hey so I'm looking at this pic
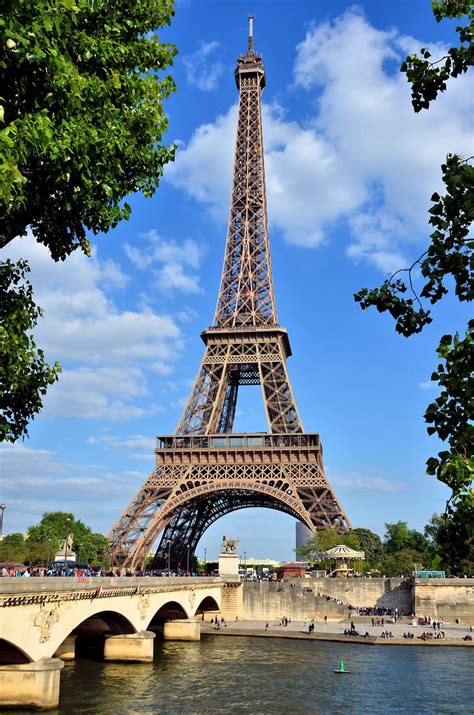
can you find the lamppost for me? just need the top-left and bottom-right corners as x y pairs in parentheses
(64, 518), (71, 575)
(186, 544), (190, 575)
(204, 547), (207, 574)
(167, 542), (171, 575)
(244, 550), (247, 569)
(0, 504), (6, 538)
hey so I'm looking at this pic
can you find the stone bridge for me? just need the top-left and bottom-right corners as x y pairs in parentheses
(0, 576), (224, 710)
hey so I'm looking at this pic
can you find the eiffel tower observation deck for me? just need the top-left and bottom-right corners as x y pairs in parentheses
(109, 18), (350, 571)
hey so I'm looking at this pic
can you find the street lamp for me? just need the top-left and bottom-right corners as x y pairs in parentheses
(0, 504), (6, 537)
(168, 542), (171, 575)
(186, 544), (190, 575)
(204, 547), (207, 574)
(244, 550), (247, 568)
(64, 518), (71, 575)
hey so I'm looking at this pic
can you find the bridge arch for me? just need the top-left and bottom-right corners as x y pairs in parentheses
(72, 609), (136, 636)
(147, 600), (190, 631)
(0, 638), (32, 665)
(45, 603), (138, 662)
(194, 595), (220, 617)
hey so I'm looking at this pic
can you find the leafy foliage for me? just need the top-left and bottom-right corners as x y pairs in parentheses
(383, 521), (428, 554)
(351, 527), (383, 567)
(353, 0), (473, 571)
(296, 528), (361, 565)
(1, 0), (177, 441)
(354, 155), (473, 337)
(0, 0), (177, 258)
(381, 548), (423, 577)
(400, 1), (473, 113)
(26, 511), (110, 566)
(0, 259), (60, 441)
(0, 533), (28, 563)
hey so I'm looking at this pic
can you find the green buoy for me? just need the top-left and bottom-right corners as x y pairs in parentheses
(334, 660), (351, 674)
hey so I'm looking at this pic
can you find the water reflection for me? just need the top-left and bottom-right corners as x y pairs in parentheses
(56, 637), (472, 714)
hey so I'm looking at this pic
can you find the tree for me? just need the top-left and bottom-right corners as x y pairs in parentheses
(1, 0), (177, 441)
(351, 527), (383, 568)
(383, 521), (428, 554)
(27, 511), (110, 566)
(0, 260), (61, 441)
(1, 0), (177, 256)
(354, 1), (473, 570)
(382, 548), (423, 577)
(0, 533), (27, 563)
(296, 528), (361, 564)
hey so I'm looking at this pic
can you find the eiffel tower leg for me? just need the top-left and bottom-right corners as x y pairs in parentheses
(257, 343), (303, 433)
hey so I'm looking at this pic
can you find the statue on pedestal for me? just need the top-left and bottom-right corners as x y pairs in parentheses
(221, 535), (239, 554)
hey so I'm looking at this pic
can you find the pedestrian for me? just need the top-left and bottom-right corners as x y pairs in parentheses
(265, 622), (269, 631)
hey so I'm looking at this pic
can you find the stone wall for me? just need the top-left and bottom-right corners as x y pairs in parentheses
(308, 577), (413, 612)
(220, 582), (243, 621)
(413, 578), (474, 621)
(238, 578), (474, 623)
(241, 581), (348, 621)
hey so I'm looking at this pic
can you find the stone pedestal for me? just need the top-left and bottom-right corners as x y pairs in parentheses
(163, 618), (201, 641)
(0, 658), (64, 710)
(103, 630), (155, 662)
(53, 551), (76, 564)
(53, 634), (76, 661)
(219, 552), (239, 578)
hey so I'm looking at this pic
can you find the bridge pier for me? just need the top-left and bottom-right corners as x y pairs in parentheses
(0, 658), (63, 710)
(53, 634), (76, 661)
(163, 618), (201, 641)
(103, 630), (155, 662)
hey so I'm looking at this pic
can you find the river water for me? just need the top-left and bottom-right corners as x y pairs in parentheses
(55, 636), (472, 714)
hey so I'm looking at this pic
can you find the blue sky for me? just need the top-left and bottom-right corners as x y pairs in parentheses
(1, 1), (472, 561)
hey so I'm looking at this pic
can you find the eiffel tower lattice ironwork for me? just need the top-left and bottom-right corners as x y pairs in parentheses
(109, 18), (351, 570)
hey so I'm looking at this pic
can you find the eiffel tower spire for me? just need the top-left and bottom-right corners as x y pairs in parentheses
(214, 16), (276, 329)
(108, 20), (351, 571)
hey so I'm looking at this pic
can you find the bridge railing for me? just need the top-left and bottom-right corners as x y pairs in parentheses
(0, 576), (223, 595)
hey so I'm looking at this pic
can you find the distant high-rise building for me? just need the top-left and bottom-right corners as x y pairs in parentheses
(295, 522), (313, 560)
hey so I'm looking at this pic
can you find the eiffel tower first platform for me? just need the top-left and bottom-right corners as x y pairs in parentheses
(109, 18), (350, 570)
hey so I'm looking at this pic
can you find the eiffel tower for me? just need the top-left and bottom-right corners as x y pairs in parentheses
(109, 18), (350, 570)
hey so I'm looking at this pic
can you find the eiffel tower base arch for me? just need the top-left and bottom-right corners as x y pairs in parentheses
(109, 434), (350, 571)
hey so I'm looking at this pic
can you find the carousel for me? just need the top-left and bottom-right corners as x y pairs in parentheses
(320, 544), (365, 577)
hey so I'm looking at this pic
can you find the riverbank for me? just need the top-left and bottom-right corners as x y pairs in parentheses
(201, 620), (474, 647)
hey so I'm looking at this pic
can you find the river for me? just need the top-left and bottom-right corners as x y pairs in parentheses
(55, 636), (472, 714)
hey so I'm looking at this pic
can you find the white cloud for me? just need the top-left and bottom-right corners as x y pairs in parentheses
(166, 9), (473, 271)
(43, 367), (157, 420)
(419, 380), (437, 390)
(87, 433), (156, 461)
(125, 231), (203, 294)
(0, 444), (144, 534)
(182, 41), (223, 91)
(3, 235), (184, 420)
(332, 473), (405, 494)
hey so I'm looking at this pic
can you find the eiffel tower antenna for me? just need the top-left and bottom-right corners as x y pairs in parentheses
(109, 19), (351, 570)
(248, 15), (254, 53)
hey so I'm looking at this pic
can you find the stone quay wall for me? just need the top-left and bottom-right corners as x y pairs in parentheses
(412, 578), (474, 621)
(241, 581), (349, 621)
(308, 577), (413, 612)
(239, 578), (474, 622)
